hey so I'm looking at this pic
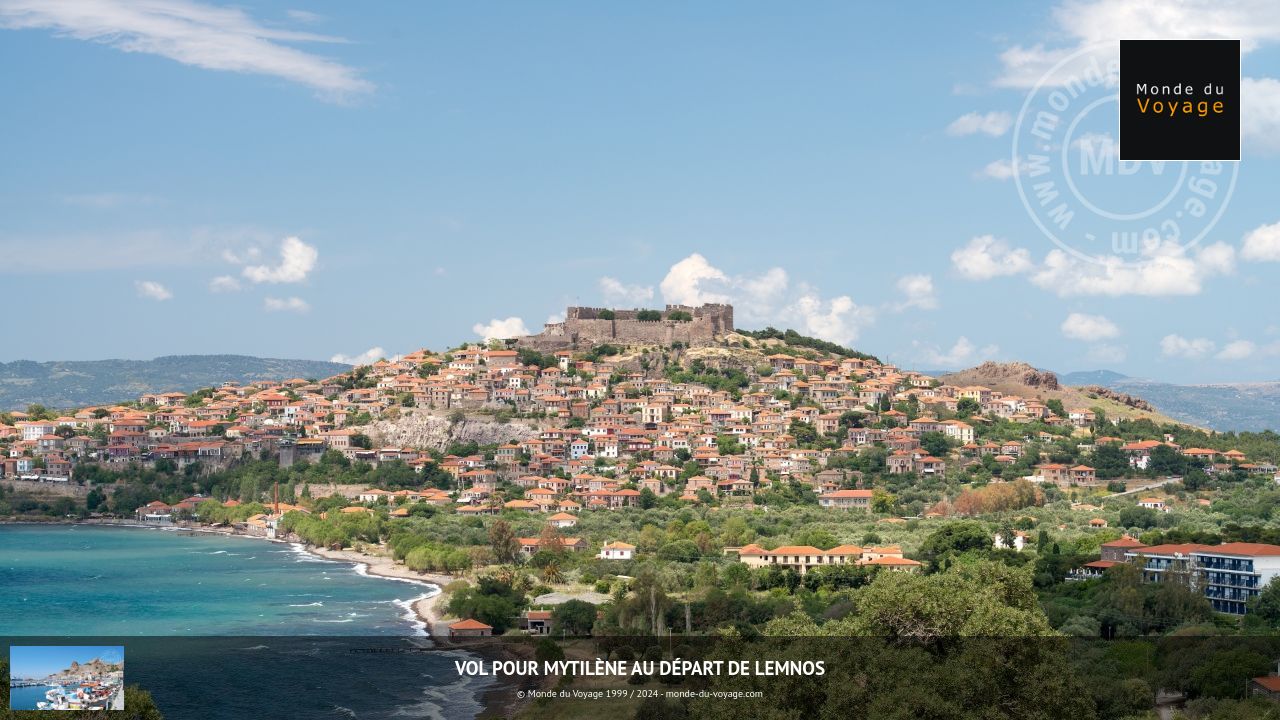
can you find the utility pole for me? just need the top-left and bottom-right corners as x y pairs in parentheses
(650, 586), (657, 636)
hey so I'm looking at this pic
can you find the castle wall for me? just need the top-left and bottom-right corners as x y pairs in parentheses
(518, 303), (733, 349)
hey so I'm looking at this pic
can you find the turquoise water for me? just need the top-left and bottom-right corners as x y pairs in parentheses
(1, 525), (493, 719)
(0, 524), (431, 635)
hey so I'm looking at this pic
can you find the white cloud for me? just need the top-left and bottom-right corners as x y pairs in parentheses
(978, 158), (1024, 180)
(991, 0), (1280, 149)
(241, 236), (317, 284)
(951, 235), (1034, 280)
(598, 276), (655, 306)
(1242, 221), (1280, 261)
(646, 254), (872, 345)
(208, 275), (241, 292)
(0, 0), (372, 99)
(1160, 334), (1217, 359)
(659, 253), (732, 306)
(221, 246), (261, 264)
(783, 290), (875, 346)
(330, 347), (384, 366)
(954, 236), (1234, 297)
(472, 316), (530, 341)
(658, 253), (789, 324)
(1243, 77), (1280, 151)
(894, 274), (938, 311)
(916, 336), (999, 368)
(263, 296), (309, 313)
(134, 280), (172, 301)
(946, 111), (1013, 137)
(1197, 241), (1238, 275)
(1217, 340), (1257, 360)
(1061, 312), (1120, 341)
(1031, 242), (1235, 297)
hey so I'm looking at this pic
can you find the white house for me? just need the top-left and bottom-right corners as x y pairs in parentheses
(993, 531), (1029, 552)
(548, 512), (578, 529)
(597, 541), (636, 561)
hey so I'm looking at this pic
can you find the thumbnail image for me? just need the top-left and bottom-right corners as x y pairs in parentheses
(8, 646), (125, 711)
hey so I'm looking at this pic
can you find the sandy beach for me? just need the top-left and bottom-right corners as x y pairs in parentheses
(301, 544), (457, 637)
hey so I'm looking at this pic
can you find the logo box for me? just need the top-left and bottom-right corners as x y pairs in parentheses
(1119, 39), (1240, 161)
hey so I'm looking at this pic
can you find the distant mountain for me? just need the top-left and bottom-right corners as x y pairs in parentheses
(1066, 370), (1280, 433)
(0, 355), (351, 411)
(1059, 369), (1131, 386)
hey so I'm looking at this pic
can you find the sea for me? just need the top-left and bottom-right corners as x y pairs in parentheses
(1, 524), (493, 719)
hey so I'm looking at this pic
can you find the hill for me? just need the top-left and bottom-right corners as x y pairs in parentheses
(940, 361), (1185, 426)
(1063, 370), (1280, 432)
(0, 355), (351, 410)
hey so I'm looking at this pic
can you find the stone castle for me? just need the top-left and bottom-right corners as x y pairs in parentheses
(516, 304), (734, 350)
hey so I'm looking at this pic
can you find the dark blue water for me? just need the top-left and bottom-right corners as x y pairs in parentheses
(1, 525), (492, 718)
(9, 684), (54, 710)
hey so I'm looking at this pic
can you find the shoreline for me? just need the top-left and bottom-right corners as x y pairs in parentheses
(0, 518), (457, 637)
(3, 518), (534, 717)
(300, 544), (456, 638)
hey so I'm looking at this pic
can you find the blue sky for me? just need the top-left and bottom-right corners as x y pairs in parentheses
(2, 1), (1279, 383)
(9, 645), (123, 678)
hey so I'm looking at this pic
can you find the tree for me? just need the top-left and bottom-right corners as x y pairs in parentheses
(956, 397), (981, 418)
(1092, 443), (1129, 479)
(658, 539), (701, 562)
(920, 522), (992, 568)
(446, 576), (526, 633)
(846, 560), (1054, 639)
(1248, 577), (1280, 627)
(1149, 444), (1188, 476)
(489, 519), (519, 563)
(539, 524), (566, 556)
(541, 560), (565, 584)
(1045, 399), (1066, 418)
(552, 599), (597, 636)
(1118, 506), (1159, 530)
(788, 420), (818, 446)
(638, 487), (658, 509)
(920, 431), (950, 458)
(871, 489), (896, 514)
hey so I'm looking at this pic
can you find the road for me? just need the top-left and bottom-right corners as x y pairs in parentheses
(1103, 476), (1183, 499)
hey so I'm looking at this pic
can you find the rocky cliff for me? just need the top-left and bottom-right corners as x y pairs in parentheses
(364, 410), (541, 450)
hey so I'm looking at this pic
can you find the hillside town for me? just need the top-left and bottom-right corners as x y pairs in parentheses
(5, 306), (1280, 622)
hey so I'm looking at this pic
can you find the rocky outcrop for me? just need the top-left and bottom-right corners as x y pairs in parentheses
(1079, 385), (1156, 412)
(944, 362), (1060, 390)
(364, 410), (540, 450)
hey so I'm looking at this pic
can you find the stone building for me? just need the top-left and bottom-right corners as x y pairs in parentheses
(517, 303), (733, 349)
